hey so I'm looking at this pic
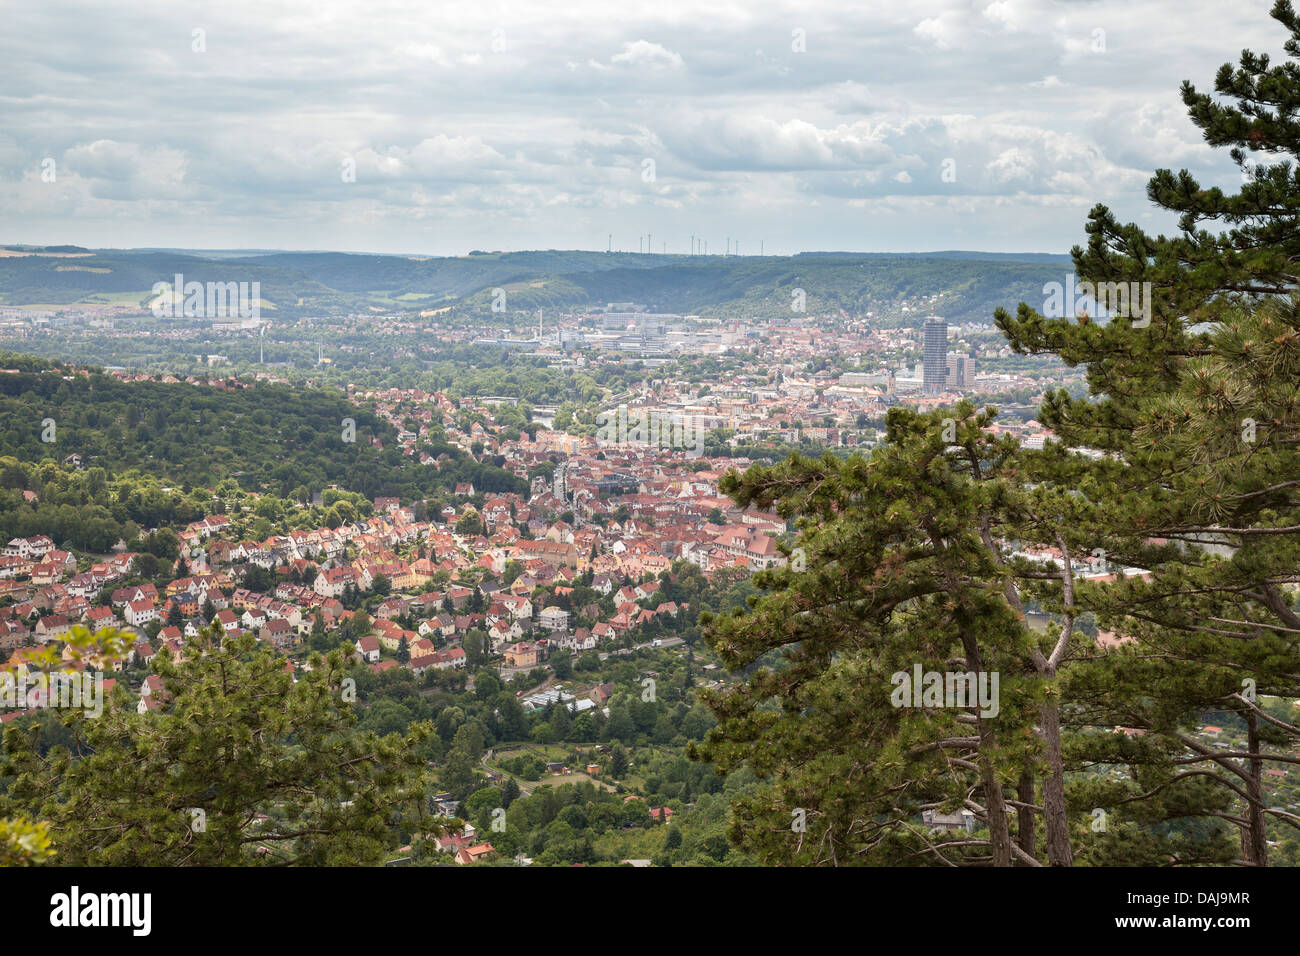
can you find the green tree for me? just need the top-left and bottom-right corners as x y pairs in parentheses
(0, 627), (437, 865)
(992, 1), (1300, 865)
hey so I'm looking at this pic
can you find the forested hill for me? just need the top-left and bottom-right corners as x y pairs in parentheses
(0, 352), (525, 501)
(0, 245), (1070, 324)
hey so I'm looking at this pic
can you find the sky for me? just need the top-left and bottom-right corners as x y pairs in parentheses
(0, 0), (1286, 256)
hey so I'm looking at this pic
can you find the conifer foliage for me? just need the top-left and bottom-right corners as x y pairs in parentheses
(698, 0), (1300, 866)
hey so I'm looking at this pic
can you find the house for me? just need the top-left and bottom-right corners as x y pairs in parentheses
(497, 594), (533, 621)
(436, 831), (474, 854)
(454, 843), (494, 865)
(241, 607), (269, 630)
(408, 652), (440, 676)
(434, 647), (466, 669)
(129, 640), (156, 666)
(511, 538), (578, 569)
(504, 641), (539, 668)
(111, 584), (158, 608)
(314, 567), (356, 599)
(261, 618), (297, 649)
(84, 605), (117, 629)
(538, 606), (570, 631)
(368, 611), (401, 643)
(375, 597), (410, 621)
(418, 614), (456, 640)
(4, 536), (55, 560)
(29, 562), (63, 586)
(34, 614), (72, 642)
(124, 600), (158, 628)
(137, 674), (171, 714)
(355, 635), (381, 663)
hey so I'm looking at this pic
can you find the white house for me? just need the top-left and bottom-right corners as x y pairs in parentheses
(125, 599), (159, 628)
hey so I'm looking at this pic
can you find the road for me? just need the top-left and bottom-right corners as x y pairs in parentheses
(480, 748), (537, 795)
(599, 636), (684, 660)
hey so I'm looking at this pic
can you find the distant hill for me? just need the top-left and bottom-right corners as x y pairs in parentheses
(0, 247), (1072, 324)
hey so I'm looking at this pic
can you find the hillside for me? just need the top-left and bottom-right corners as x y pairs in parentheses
(0, 246), (1071, 324)
(0, 352), (525, 501)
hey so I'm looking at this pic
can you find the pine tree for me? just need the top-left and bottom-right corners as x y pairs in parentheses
(0, 626), (438, 865)
(693, 405), (1088, 866)
(993, 0), (1300, 865)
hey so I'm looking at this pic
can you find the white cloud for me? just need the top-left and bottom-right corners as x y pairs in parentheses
(983, 1), (1022, 32)
(610, 40), (683, 69)
(914, 16), (962, 50)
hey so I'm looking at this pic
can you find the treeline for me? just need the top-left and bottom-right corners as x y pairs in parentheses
(0, 355), (526, 503)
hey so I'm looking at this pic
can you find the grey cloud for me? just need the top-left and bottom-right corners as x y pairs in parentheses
(0, 0), (1285, 253)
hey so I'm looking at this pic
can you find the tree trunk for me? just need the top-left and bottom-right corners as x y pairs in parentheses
(1038, 695), (1073, 866)
(962, 633), (1013, 866)
(976, 731), (1013, 866)
(1017, 765), (1037, 859)
(1242, 710), (1268, 866)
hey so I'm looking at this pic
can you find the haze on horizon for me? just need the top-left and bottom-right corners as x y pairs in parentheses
(0, 0), (1278, 257)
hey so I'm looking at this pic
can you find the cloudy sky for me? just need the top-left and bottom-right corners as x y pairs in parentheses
(0, 0), (1284, 256)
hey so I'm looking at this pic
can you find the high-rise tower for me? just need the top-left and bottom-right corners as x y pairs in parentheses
(922, 317), (947, 393)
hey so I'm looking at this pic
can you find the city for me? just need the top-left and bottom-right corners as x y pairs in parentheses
(0, 0), (1293, 938)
